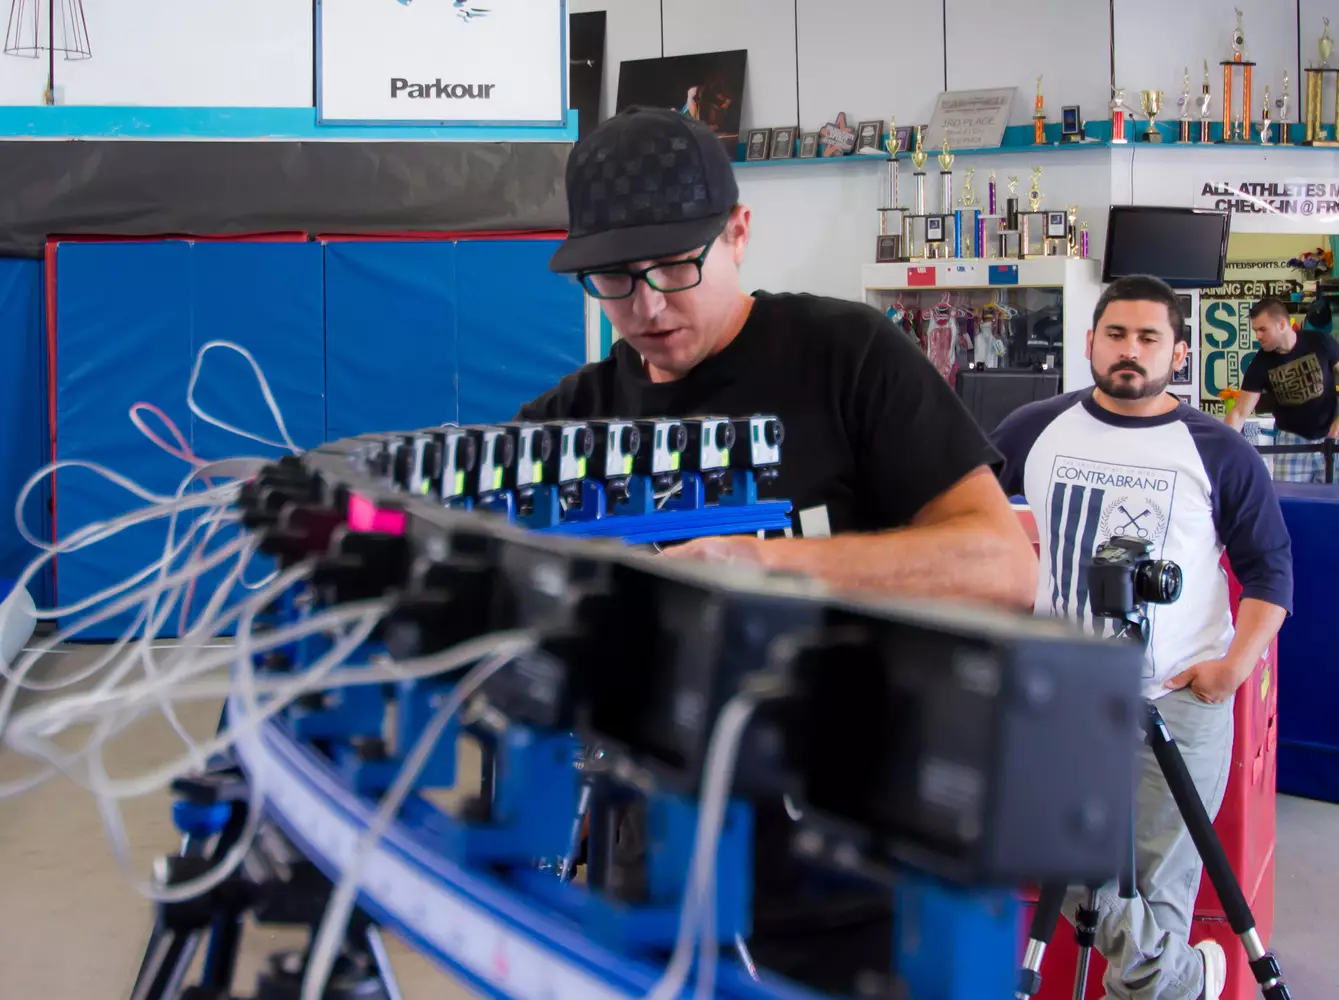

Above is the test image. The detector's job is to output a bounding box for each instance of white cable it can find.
[186,340,301,455]
[643,680,779,1000]
[300,636,535,1000]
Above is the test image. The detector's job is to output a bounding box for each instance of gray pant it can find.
[1062,688,1235,1000]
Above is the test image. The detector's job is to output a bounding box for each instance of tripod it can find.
[1016,699,1292,1000]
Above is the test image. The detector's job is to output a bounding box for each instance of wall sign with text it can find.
[1194,179,1339,233]
[317,0,567,127]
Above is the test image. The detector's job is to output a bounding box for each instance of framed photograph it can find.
[875,234,903,262]
[798,131,820,158]
[856,119,883,154]
[926,216,945,242]
[894,125,914,155]
[1173,393,1193,407]
[745,128,770,161]
[616,49,749,155]
[1045,211,1068,239]
[1173,350,1193,385]
[1062,105,1082,136]
[769,125,796,159]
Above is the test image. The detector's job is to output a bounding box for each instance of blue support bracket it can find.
[893,879,1020,1000]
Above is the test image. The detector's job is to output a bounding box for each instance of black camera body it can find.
[1088,536,1183,644]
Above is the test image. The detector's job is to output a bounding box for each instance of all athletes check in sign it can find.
[317,0,567,127]
[1194,178,1339,233]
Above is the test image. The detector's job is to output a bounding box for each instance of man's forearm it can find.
[753,515,1038,610]
[1224,597,1288,682]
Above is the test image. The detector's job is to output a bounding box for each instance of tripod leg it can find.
[1071,888,1100,1000]
[1016,883,1066,998]
[365,925,405,1000]
[129,929,204,1000]
[1144,703,1292,1000]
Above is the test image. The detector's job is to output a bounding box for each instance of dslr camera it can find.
[1087,536,1183,645]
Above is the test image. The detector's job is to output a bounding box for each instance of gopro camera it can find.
[634,418,688,491]
[587,420,641,499]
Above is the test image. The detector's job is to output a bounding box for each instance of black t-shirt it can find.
[517,290,1002,989]
[517,289,1001,534]
[1241,328,1339,439]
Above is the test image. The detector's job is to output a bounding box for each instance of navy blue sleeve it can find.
[988,392,1081,499]
[1184,412,1294,613]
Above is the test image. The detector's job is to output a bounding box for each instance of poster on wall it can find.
[1193,178,1339,234]
[1197,233,1321,414]
[616,50,748,155]
[316,0,567,127]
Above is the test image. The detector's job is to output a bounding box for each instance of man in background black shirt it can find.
[1227,296,1339,481]
[516,105,1038,992]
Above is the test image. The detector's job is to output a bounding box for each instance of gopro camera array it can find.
[325,415,785,530]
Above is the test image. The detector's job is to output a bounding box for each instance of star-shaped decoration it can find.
[818,112,857,157]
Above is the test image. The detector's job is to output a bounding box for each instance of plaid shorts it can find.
[1272,429,1332,483]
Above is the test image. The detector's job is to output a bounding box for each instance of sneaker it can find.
[1194,939,1227,1000]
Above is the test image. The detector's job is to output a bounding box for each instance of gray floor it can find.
[1,644,1334,999]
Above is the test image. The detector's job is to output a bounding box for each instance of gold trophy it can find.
[960,167,976,208]
[1066,205,1079,257]
[1305,18,1339,145]
[1028,166,1042,212]
[938,136,955,214]
[1278,70,1293,144]
[1260,86,1273,144]
[1139,89,1164,141]
[1198,59,1213,142]
[911,126,928,215]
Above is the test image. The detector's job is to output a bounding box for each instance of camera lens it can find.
[1134,559,1183,604]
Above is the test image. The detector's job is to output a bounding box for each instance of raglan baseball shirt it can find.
[992,390,1293,700]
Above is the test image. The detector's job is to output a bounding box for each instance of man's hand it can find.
[662,534,767,566]
[1165,656,1252,704]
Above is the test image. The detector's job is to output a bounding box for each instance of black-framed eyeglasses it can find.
[578,238,716,300]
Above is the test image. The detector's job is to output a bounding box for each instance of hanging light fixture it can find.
[5,0,91,105]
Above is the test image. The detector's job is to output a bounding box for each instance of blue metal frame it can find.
[314,0,570,131]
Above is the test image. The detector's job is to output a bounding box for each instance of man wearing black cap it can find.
[517,107,1038,990]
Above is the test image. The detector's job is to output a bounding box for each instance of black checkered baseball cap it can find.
[549,106,739,274]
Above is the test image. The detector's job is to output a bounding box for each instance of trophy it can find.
[1110,87,1130,143]
[1028,166,1042,212]
[911,126,928,215]
[1278,70,1293,144]
[1220,7,1256,143]
[1177,68,1193,142]
[960,167,976,208]
[1305,18,1339,145]
[1260,86,1273,144]
[1140,89,1164,142]
[938,136,955,215]
[1199,59,1213,142]
[1079,222,1090,259]
[1006,175,1020,228]
[878,115,905,260]
[988,170,998,216]
[1066,206,1079,257]
[1033,75,1047,144]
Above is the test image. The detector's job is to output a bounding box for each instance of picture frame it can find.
[926,216,945,242]
[1172,350,1193,385]
[745,128,770,162]
[1045,211,1068,239]
[1061,105,1082,138]
[856,119,884,154]
[875,234,903,262]
[1173,393,1193,407]
[769,125,796,159]
[894,125,914,155]
[798,131,820,158]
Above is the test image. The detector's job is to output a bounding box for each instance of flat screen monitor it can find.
[1101,206,1230,289]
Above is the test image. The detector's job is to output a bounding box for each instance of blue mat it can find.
[0,257,51,607]
[53,241,326,639]
[455,239,585,424]
[324,241,461,440]
[1274,483,1339,803]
